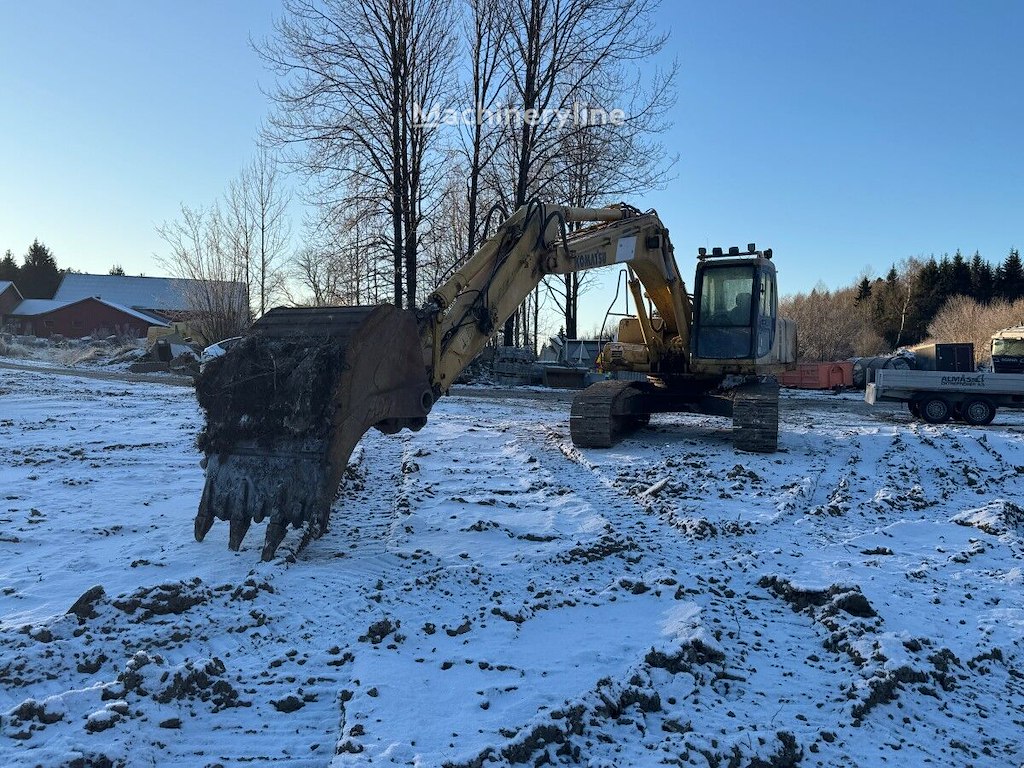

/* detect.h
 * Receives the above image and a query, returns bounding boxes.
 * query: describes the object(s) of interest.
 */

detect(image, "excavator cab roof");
[698,244,773,260]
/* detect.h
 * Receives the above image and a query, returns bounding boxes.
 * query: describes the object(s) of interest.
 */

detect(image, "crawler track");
[731,380,780,452]
[568,380,645,448]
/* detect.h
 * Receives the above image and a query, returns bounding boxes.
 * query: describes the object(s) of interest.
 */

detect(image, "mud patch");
[116,652,248,712]
[759,576,875,618]
[67,585,105,623]
[196,334,347,452]
[112,578,210,621]
[558,531,636,565]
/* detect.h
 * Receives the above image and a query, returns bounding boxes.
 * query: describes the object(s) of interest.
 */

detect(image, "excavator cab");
[691,245,778,364]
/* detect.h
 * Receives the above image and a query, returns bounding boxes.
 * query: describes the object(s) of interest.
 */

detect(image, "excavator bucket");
[193,305,433,560]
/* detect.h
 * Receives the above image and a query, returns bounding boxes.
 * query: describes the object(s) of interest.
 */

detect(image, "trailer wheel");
[920,397,951,424]
[961,398,996,426]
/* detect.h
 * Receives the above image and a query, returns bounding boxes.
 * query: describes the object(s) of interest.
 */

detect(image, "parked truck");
[991,326,1024,374]
[865,368,1024,425]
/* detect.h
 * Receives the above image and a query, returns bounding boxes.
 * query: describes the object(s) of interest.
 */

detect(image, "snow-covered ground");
[1,370,1022,767]
[0,336,148,372]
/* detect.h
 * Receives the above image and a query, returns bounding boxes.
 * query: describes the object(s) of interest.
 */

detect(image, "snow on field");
[1,370,1023,767]
[0,338,148,372]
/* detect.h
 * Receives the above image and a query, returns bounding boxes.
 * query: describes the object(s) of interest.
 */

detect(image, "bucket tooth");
[194,511,215,542]
[261,522,287,562]
[252,501,266,525]
[289,501,305,529]
[194,304,433,558]
[194,483,215,542]
[280,501,296,532]
[228,512,251,552]
[227,483,252,551]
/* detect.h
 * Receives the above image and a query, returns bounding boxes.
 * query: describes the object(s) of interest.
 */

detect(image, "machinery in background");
[991,326,1024,374]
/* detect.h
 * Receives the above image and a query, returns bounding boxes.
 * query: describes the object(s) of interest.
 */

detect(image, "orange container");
[779,361,854,390]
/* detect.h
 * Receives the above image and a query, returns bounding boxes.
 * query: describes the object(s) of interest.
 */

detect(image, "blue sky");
[1,1,1021,327]
[0,1,279,273]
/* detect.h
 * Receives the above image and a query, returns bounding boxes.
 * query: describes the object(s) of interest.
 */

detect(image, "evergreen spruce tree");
[996,248,1023,301]
[872,267,907,348]
[949,249,971,296]
[0,249,18,282]
[935,254,955,299]
[908,258,943,335]
[20,240,61,299]
[969,251,994,303]
[855,277,872,303]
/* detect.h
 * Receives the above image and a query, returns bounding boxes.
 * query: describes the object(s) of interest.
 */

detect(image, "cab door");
[755,269,777,358]
[693,263,755,359]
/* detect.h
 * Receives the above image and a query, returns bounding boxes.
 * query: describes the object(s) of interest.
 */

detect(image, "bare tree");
[491,0,675,341]
[292,170,391,306]
[927,295,1024,365]
[460,0,510,256]
[156,204,250,344]
[223,178,255,310]
[418,154,471,299]
[246,149,291,315]
[497,0,673,201]
[291,244,340,306]
[224,149,292,316]
[781,285,883,361]
[872,262,921,349]
[262,0,455,310]
[260,0,675,340]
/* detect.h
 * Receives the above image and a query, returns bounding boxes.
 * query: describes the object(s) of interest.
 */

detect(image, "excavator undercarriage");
[193,202,796,559]
[568,377,780,453]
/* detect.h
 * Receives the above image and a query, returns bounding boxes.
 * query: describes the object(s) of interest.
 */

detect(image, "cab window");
[698,266,754,327]
[993,339,1024,356]
[696,265,755,359]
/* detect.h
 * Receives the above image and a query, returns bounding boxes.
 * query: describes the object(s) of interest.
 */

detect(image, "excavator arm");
[194,202,690,559]
[422,202,691,393]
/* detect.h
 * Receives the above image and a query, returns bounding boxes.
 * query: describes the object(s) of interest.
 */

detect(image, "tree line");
[0,241,62,299]
[0,240,146,302]
[782,248,1024,364]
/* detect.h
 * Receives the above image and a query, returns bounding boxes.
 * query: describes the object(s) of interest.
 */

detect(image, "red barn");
[0,281,23,320]
[1,273,246,341]
[7,297,168,339]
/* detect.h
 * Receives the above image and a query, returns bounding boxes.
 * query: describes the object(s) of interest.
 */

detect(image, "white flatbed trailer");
[865,369,1024,425]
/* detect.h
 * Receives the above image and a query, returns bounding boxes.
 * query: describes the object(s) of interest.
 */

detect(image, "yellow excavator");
[194,202,796,559]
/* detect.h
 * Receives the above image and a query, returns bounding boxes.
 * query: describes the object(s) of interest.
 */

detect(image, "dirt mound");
[952,500,1024,536]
